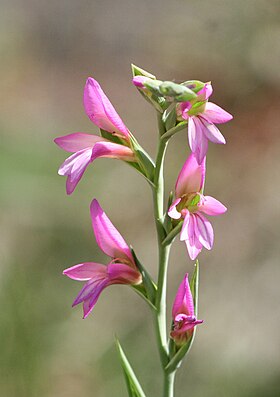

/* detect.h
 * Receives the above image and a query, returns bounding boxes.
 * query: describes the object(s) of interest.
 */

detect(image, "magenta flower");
[177,83,233,164]
[63,199,142,318]
[55,78,135,194]
[170,273,203,346]
[168,154,227,260]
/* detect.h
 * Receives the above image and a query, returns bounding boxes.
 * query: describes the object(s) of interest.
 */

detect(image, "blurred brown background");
[1,1,280,396]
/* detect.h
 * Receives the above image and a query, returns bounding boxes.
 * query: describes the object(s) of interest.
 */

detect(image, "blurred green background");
[1,1,280,396]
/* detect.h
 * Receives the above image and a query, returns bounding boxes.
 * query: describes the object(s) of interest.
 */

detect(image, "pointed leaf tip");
[116,339,147,397]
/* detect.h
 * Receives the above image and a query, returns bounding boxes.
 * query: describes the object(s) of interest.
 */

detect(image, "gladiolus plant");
[55,64,232,397]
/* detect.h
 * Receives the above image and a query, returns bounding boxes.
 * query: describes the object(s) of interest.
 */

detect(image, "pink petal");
[91,141,135,162]
[194,213,214,250]
[172,273,194,319]
[199,117,226,144]
[82,278,109,318]
[180,211,191,241]
[83,77,130,139]
[198,196,227,216]
[72,274,108,307]
[188,117,208,165]
[183,214,203,260]
[58,148,93,195]
[168,198,182,220]
[203,102,233,124]
[54,133,105,153]
[107,263,142,285]
[196,83,213,101]
[63,262,106,281]
[178,102,192,120]
[90,199,135,265]
[175,153,206,198]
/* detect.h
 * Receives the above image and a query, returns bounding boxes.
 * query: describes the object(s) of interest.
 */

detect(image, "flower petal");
[188,117,208,165]
[196,83,213,101]
[198,196,227,216]
[203,102,233,124]
[168,198,182,220]
[183,214,203,260]
[194,213,214,250]
[58,148,93,195]
[84,77,130,139]
[172,273,194,319]
[107,263,142,285]
[175,153,206,198]
[91,141,135,162]
[54,133,105,153]
[180,210,191,241]
[72,272,108,307]
[82,278,109,318]
[90,199,135,265]
[199,117,226,144]
[63,262,106,281]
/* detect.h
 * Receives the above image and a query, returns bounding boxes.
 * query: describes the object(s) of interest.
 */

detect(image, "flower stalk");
[56,67,232,397]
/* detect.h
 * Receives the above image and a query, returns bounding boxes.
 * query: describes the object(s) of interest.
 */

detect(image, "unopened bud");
[159,81,197,102]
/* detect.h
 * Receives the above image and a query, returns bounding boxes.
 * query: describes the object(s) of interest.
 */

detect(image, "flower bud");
[159,81,197,102]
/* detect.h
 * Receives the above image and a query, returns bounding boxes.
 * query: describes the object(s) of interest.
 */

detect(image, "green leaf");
[160,121,187,141]
[190,260,199,317]
[129,135,155,181]
[165,261,200,373]
[131,247,157,308]
[162,103,177,131]
[163,191,174,233]
[162,221,183,246]
[116,339,147,397]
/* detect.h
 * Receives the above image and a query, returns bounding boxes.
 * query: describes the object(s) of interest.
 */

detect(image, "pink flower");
[63,199,142,318]
[170,273,203,346]
[177,84,233,164]
[55,78,135,194]
[168,154,227,260]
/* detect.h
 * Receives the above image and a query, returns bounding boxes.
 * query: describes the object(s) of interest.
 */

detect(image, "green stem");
[163,371,176,397]
[152,115,175,397]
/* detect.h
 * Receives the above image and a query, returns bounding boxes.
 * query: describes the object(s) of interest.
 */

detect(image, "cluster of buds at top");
[132,66,232,164]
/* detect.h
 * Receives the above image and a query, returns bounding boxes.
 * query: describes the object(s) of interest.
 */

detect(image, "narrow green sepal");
[160,121,187,141]
[131,246,157,309]
[162,221,183,246]
[131,64,156,79]
[165,261,200,373]
[116,339,147,397]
